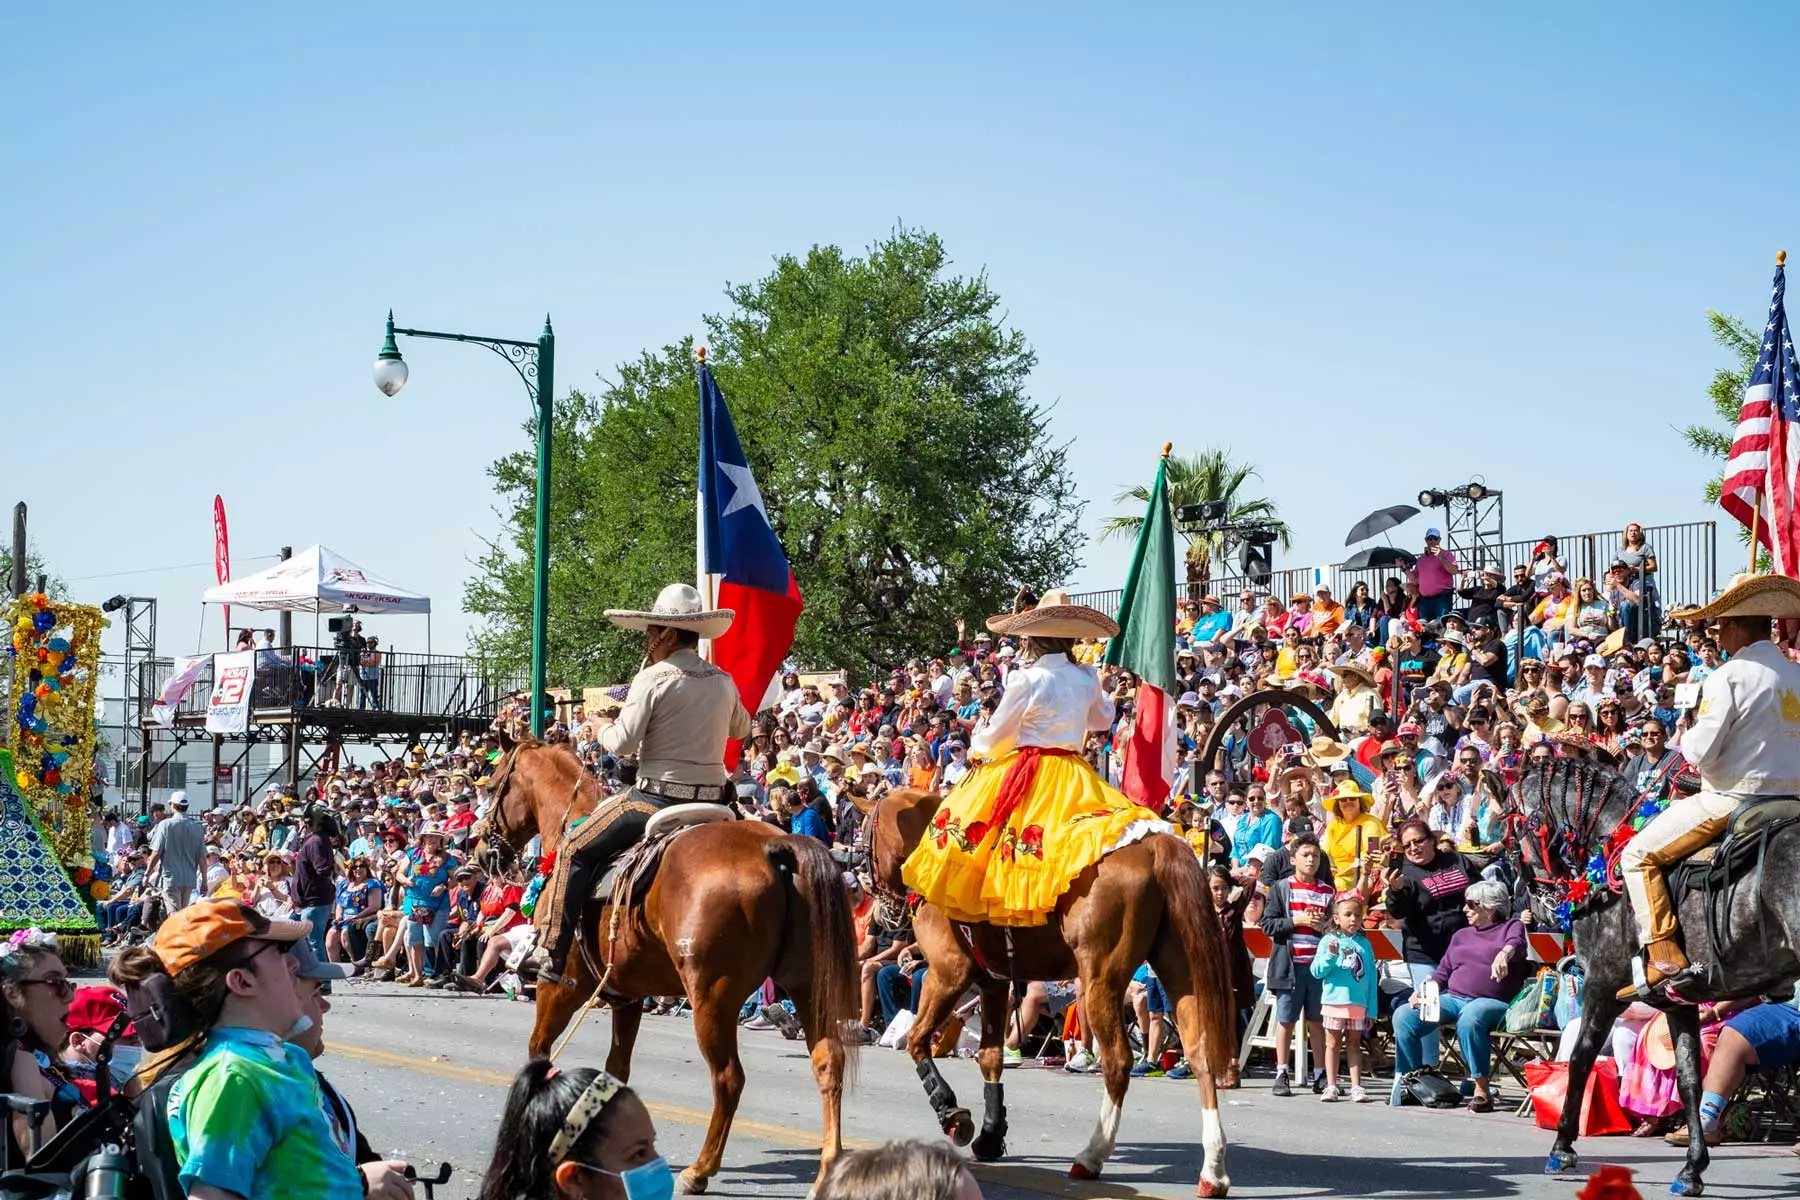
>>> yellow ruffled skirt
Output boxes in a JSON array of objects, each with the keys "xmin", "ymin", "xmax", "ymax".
[{"xmin": 901, "ymin": 750, "xmax": 1164, "ymax": 927}]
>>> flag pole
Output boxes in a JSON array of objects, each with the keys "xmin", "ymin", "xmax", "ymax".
[
  {"xmin": 1751, "ymin": 493, "xmax": 1762, "ymax": 575},
  {"xmin": 695, "ymin": 344, "xmax": 714, "ymax": 662}
]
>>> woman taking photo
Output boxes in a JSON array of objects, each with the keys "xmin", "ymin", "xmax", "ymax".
[
  {"xmin": 1, "ymin": 930, "xmax": 85, "ymax": 1160},
  {"xmin": 478, "ymin": 1060, "xmax": 669, "ymax": 1200}
]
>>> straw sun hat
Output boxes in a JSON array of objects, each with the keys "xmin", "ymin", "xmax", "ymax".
[
  {"xmin": 604, "ymin": 582, "xmax": 735, "ymax": 640},
  {"xmin": 1669, "ymin": 573, "xmax": 1800, "ymax": 622},
  {"xmin": 985, "ymin": 590, "xmax": 1119, "ymax": 639}
]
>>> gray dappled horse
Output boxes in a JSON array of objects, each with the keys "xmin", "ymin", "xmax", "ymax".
[{"xmin": 1511, "ymin": 757, "xmax": 1800, "ymax": 1196}]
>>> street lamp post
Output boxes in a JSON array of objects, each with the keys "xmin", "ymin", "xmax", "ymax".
[{"xmin": 374, "ymin": 310, "xmax": 556, "ymax": 737}]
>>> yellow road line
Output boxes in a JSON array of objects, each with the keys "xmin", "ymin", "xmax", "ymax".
[{"xmin": 328, "ymin": 1039, "xmax": 1143, "ymax": 1198}]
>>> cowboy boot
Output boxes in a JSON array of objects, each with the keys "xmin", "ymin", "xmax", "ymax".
[{"xmin": 1615, "ymin": 937, "xmax": 1690, "ymax": 1001}]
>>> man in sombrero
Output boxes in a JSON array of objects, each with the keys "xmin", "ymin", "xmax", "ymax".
[
  {"xmin": 1617, "ymin": 573, "xmax": 1800, "ymax": 998},
  {"xmin": 530, "ymin": 582, "xmax": 751, "ymax": 987},
  {"xmin": 902, "ymin": 591, "xmax": 1167, "ymax": 927}
]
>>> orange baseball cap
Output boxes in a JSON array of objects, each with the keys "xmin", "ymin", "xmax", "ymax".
[{"xmin": 153, "ymin": 900, "xmax": 312, "ymax": 976}]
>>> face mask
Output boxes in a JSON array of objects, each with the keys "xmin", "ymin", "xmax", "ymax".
[{"xmin": 577, "ymin": 1156, "xmax": 674, "ymax": 1200}]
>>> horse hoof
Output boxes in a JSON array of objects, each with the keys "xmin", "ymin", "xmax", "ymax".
[
  {"xmin": 1069, "ymin": 1161, "xmax": 1101, "ymax": 1181},
  {"xmin": 1544, "ymin": 1148, "xmax": 1578, "ymax": 1174},
  {"xmin": 942, "ymin": 1108, "xmax": 974, "ymax": 1147},
  {"xmin": 1198, "ymin": 1179, "xmax": 1231, "ymax": 1199},
  {"xmin": 970, "ymin": 1129, "xmax": 1006, "ymax": 1162},
  {"xmin": 1670, "ymin": 1174, "xmax": 1704, "ymax": 1197},
  {"xmin": 675, "ymin": 1168, "xmax": 709, "ymax": 1195}
]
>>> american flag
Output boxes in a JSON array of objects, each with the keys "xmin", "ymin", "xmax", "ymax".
[{"xmin": 1719, "ymin": 257, "xmax": 1800, "ymax": 575}]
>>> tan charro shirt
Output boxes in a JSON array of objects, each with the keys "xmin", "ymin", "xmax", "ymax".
[{"xmin": 598, "ymin": 648, "xmax": 751, "ymax": 786}]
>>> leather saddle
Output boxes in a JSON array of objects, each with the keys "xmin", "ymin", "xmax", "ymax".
[
  {"xmin": 592, "ymin": 802, "xmax": 736, "ymax": 906},
  {"xmin": 1667, "ymin": 796, "xmax": 1800, "ymax": 981},
  {"xmin": 1672, "ymin": 796, "xmax": 1800, "ymax": 872}
]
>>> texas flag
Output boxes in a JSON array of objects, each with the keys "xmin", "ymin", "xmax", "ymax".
[{"xmin": 698, "ymin": 363, "xmax": 803, "ymax": 751}]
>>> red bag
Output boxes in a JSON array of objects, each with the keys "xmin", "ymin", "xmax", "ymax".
[{"xmin": 1522, "ymin": 1057, "xmax": 1632, "ymax": 1137}]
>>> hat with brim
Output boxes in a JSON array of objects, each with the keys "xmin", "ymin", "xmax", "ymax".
[
  {"xmin": 1323, "ymin": 781, "xmax": 1371, "ymax": 818},
  {"xmin": 153, "ymin": 899, "xmax": 312, "ymax": 977},
  {"xmin": 985, "ymin": 589, "xmax": 1119, "ymax": 639},
  {"xmin": 1329, "ymin": 661, "xmax": 1377, "ymax": 688},
  {"xmin": 1643, "ymin": 1012, "xmax": 1676, "ymax": 1070},
  {"xmin": 1307, "ymin": 736, "xmax": 1351, "ymax": 767},
  {"xmin": 604, "ymin": 582, "xmax": 735, "ymax": 640},
  {"xmin": 1670, "ymin": 572, "xmax": 1800, "ymax": 621}
]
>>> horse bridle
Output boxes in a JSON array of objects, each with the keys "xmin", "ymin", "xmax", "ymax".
[
  {"xmin": 475, "ymin": 746, "xmax": 527, "ymax": 874},
  {"xmin": 858, "ymin": 803, "xmax": 913, "ymax": 933}
]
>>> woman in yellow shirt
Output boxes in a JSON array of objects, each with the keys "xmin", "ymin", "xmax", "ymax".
[{"xmin": 1319, "ymin": 781, "xmax": 1386, "ymax": 894}]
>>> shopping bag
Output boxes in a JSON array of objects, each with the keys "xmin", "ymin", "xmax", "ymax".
[
  {"xmin": 1551, "ymin": 956, "xmax": 1584, "ymax": 1029},
  {"xmin": 1504, "ymin": 967, "xmax": 1560, "ymax": 1033},
  {"xmin": 1522, "ymin": 1057, "xmax": 1632, "ymax": 1137}
]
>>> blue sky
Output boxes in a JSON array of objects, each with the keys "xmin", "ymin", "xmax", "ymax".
[{"xmin": 4, "ymin": 3, "xmax": 1790, "ymax": 665}]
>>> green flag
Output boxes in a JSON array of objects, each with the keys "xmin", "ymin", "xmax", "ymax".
[{"xmin": 1103, "ymin": 454, "xmax": 1177, "ymax": 806}]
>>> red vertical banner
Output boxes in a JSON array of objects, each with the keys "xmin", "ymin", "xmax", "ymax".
[{"xmin": 213, "ymin": 495, "xmax": 231, "ymax": 643}]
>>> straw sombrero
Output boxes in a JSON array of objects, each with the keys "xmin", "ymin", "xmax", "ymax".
[
  {"xmin": 1670, "ymin": 573, "xmax": 1800, "ymax": 622},
  {"xmin": 1329, "ymin": 660, "xmax": 1377, "ymax": 688},
  {"xmin": 1306, "ymin": 736, "xmax": 1351, "ymax": 767},
  {"xmin": 604, "ymin": 582, "xmax": 735, "ymax": 639},
  {"xmin": 985, "ymin": 589, "xmax": 1119, "ymax": 639}
]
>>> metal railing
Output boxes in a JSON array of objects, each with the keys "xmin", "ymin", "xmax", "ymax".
[
  {"xmin": 1071, "ymin": 520, "xmax": 1718, "ymax": 618},
  {"xmin": 142, "ymin": 646, "xmax": 528, "ymax": 723}
]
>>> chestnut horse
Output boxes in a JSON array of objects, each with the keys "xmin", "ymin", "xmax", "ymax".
[
  {"xmin": 475, "ymin": 737, "xmax": 859, "ymax": 1195},
  {"xmin": 866, "ymin": 787, "xmax": 1239, "ymax": 1197}
]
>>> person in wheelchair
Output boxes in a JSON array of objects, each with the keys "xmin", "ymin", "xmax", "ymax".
[
  {"xmin": 1, "ymin": 930, "xmax": 86, "ymax": 1165},
  {"xmin": 111, "ymin": 900, "xmax": 365, "ymax": 1200},
  {"xmin": 1617, "ymin": 574, "xmax": 1800, "ymax": 998},
  {"xmin": 528, "ymin": 583, "xmax": 750, "ymax": 988}
]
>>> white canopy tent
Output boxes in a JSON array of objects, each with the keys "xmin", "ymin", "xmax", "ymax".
[{"xmin": 202, "ymin": 545, "xmax": 431, "ymax": 614}]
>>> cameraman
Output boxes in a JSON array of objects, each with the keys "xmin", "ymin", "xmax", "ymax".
[{"xmin": 331, "ymin": 620, "xmax": 364, "ymax": 708}]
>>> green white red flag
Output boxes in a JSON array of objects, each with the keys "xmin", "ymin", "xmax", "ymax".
[{"xmin": 1103, "ymin": 452, "xmax": 1178, "ymax": 810}]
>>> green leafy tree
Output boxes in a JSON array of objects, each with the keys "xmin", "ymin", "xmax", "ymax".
[
  {"xmin": 1098, "ymin": 449, "xmax": 1290, "ymax": 594},
  {"xmin": 0, "ymin": 544, "xmax": 64, "ymax": 599},
  {"xmin": 466, "ymin": 228, "xmax": 1084, "ymax": 683},
  {"xmin": 1683, "ymin": 310, "xmax": 1760, "ymax": 505}
]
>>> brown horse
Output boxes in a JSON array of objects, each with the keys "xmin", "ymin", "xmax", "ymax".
[
  {"xmin": 475, "ymin": 737, "xmax": 859, "ymax": 1195},
  {"xmin": 866, "ymin": 787, "xmax": 1238, "ymax": 1197}
]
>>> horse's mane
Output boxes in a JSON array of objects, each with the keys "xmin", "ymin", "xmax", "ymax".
[{"xmin": 1515, "ymin": 755, "xmax": 1641, "ymax": 873}]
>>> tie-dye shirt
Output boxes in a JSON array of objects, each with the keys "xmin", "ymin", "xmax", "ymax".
[{"xmin": 168, "ymin": 1026, "xmax": 362, "ymax": 1200}]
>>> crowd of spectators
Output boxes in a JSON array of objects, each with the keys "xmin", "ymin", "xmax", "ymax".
[{"xmin": 14, "ymin": 520, "xmax": 1793, "ymax": 1177}]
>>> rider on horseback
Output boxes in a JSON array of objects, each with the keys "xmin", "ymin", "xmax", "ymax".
[
  {"xmin": 1617, "ymin": 573, "xmax": 1800, "ymax": 999},
  {"xmin": 529, "ymin": 582, "xmax": 751, "ymax": 988},
  {"xmin": 902, "ymin": 591, "xmax": 1168, "ymax": 926}
]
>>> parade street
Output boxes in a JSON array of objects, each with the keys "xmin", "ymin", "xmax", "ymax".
[{"xmin": 321, "ymin": 981, "xmax": 1800, "ymax": 1200}]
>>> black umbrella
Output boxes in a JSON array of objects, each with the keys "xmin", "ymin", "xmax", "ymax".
[
  {"xmin": 1341, "ymin": 546, "xmax": 1418, "ymax": 571},
  {"xmin": 1344, "ymin": 503, "xmax": 1421, "ymax": 547}
]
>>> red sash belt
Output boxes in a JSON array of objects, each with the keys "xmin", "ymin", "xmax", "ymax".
[{"xmin": 988, "ymin": 747, "xmax": 1079, "ymax": 834}]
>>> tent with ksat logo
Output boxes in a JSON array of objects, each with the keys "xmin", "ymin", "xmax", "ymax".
[{"xmin": 3, "ymin": 593, "xmax": 106, "ymax": 964}]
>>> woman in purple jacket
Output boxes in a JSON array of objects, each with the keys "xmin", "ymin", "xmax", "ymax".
[{"xmin": 1389, "ymin": 878, "xmax": 1527, "ymax": 1111}]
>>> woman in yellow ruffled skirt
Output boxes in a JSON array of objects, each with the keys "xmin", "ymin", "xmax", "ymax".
[{"xmin": 902, "ymin": 592, "xmax": 1167, "ymax": 927}]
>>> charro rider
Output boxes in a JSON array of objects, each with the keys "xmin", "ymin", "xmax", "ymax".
[
  {"xmin": 902, "ymin": 591, "xmax": 1167, "ymax": 926},
  {"xmin": 1617, "ymin": 572, "xmax": 1800, "ymax": 999},
  {"xmin": 530, "ymin": 582, "xmax": 750, "ymax": 987}
]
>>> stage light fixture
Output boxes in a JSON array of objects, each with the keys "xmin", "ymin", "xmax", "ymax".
[{"xmin": 1417, "ymin": 489, "xmax": 1446, "ymax": 508}]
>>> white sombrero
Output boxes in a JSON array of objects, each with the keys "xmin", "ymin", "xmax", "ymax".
[
  {"xmin": 604, "ymin": 583, "xmax": 735, "ymax": 640},
  {"xmin": 985, "ymin": 589, "xmax": 1119, "ymax": 639},
  {"xmin": 1669, "ymin": 573, "xmax": 1800, "ymax": 622}
]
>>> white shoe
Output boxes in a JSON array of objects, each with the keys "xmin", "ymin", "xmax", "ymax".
[
  {"xmin": 1065, "ymin": 1047, "xmax": 1100, "ymax": 1074},
  {"xmin": 1350, "ymin": 1085, "xmax": 1371, "ymax": 1103},
  {"xmin": 744, "ymin": 1014, "xmax": 776, "ymax": 1030},
  {"xmin": 1321, "ymin": 1084, "xmax": 1341, "ymax": 1102}
]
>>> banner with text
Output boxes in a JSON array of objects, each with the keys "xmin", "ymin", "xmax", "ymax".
[{"xmin": 204, "ymin": 651, "xmax": 256, "ymax": 734}]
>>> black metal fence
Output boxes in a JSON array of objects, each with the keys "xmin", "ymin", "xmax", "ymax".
[
  {"xmin": 143, "ymin": 646, "xmax": 528, "ymax": 723},
  {"xmin": 1071, "ymin": 520, "xmax": 1718, "ymax": 617}
]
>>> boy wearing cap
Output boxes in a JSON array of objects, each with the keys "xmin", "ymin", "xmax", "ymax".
[{"xmin": 151, "ymin": 901, "xmax": 364, "ymax": 1200}]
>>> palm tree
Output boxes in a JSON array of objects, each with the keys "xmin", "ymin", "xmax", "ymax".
[{"xmin": 1099, "ymin": 448, "xmax": 1291, "ymax": 595}]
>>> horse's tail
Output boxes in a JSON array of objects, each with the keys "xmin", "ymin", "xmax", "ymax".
[
  {"xmin": 767, "ymin": 836, "xmax": 860, "ymax": 1068},
  {"xmin": 1151, "ymin": 834, "xmax": 1237, "ymax": 1077}
]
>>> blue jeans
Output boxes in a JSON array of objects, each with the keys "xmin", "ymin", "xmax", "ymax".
[
  {"xmin": 299, "ymin": 903, "xmax": 333, "ymax": 963},
  {"xmin": 1392, "ymin": 994, "xmax": 1509, "ymax": 1078},
  {"xmin": 1418, "ymin": 592, "xmax": 1452, "ymax": 622},
  {"xmin": 876, "ymin": 965, "xmax": 928, "ymax": 1026}
]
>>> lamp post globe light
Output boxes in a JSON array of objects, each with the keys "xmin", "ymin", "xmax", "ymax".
[
  {"xmin": 372, "ymin": 310, "xmax": 556, "ymax": 736},
  {"xmin": 372, "ymin": 311, "xmax": 409, "ymax": 397}
]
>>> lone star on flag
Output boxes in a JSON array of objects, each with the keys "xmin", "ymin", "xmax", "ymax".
[{"xmin": 717, "ymin": 460, "xmax": 768, "ymax": 520}]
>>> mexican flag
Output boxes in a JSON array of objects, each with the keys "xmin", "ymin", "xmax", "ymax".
[{"xmin": 1103, "ymin": 453, "xmax": 1179, "ymax": 811}]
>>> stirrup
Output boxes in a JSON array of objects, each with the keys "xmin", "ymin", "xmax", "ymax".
[{"xmin": 537, "ymin": 966, "xmax": 579, "ymax": 989}]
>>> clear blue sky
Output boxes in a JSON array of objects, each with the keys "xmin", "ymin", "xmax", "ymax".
[{"xmin": 4, "ymin": 3, "xmax": 1789, "ymax": 664}]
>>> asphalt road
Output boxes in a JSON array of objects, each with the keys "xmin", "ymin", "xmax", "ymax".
[{"xmin": 318, "ymin": 979, "xmax": 1800, "ymax": 1200}]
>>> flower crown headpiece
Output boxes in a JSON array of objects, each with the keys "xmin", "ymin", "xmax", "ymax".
[{"xmin": 0, "ymin": 929, "xmax": 58, "ymax": 959}]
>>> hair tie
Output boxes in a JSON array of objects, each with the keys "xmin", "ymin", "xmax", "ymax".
[{"xmin": 544, "ymin": 1066, "xmax": 561, "ymax": 1080}]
